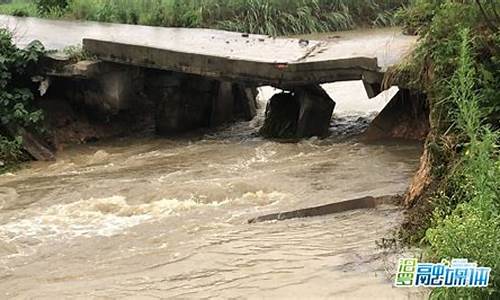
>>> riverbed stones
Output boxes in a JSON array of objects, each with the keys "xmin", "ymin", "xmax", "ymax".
[
  {"xmin": 364, "ymin": 88, "xmax": 429, "ymax": 141},
  {"xmin": 260, "ymin": 85, "xmax": 335, "ymax": 139}
]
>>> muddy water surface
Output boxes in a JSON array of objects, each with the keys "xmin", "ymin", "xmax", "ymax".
[{"xmin": 0, "ymin": 85, "xmax": 424, "ymax": 299}]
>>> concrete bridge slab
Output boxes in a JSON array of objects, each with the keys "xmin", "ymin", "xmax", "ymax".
[{"xmin": 1, "ymin": 15, "xmax": 417, "ymax": 87}]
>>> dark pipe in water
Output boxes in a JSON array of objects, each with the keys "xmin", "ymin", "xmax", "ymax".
[{"xmin": 248, "ymin": 195, "xmax": 401, "ymax": 223}]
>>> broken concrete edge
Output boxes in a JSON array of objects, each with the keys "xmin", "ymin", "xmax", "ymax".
[
  {"xmin": 82, "ymin": 38, "xmax": 383, "ymax": 86},
  {"xmin": 363, "ymin": 88, "xmax": 429, "ymax": 141},
  {"xmin": 247, "ymin": 195, "xmax": 403, "ymax": 224},
  {"xmin": 41, "ymin": 57, "xmax": 134, "ymax": 80}
]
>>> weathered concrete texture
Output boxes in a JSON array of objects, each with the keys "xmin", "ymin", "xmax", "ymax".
[
  {"xmin": 363, "ymin": 81, "xmax": 382, "ymax": 98},
  {"xmin": 232, "ymin": 85, "xmax": 258, "ymax": 121},
  {"xmin": 363, "ymin": 89, "xmax": 429, "ymax": 141},
  {"xmin": 146, "ymin": 72, "xmax": 214, "ymax": 134},
  {"xmin": 211, "ymin": 81, "xmax": 235, "ymax": 127},
  {"xmin": 260, "ymin": 92, "xmax": 300, "ymax": 139},
  {"xmin": 145, "ymin": 71, "xmax": 257, "ymax": 135},
  {"xmin": 260, "ymin": 85, "xmax": 335, "ymax": 139},
  {"xmin": 296, "ymin": 85, "xmax": 336, "ymax": 138},
  {"xmin": 58, "ymin": 63, "xmax": 144, "ymax": 115}
]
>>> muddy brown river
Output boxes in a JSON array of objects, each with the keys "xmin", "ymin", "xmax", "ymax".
[{"xmin": 1, "ymin": 83, "xmax": 425, "ymax": 299}]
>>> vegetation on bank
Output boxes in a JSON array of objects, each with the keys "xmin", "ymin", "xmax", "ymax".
[
  {"xmin": 0, "ymin": 0, "xmax": 408, "ymax": 35},
  {"xmin": 0, "ymin": 29, "xmax": 44, "ymax": 173},
  {"xmin": 395, "ymin": 1, "xmax": 499, "ymax": 298}
]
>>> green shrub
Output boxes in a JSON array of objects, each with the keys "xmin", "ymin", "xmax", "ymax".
[
  {"xmin": 0, "ymin": 29, "xmax": 45, "ymax": 169},
  {"xmin": 0, "ymin": 0, "xmax": 37, "ymax": 16},
  {"xmin": 397, "ymin": 17, "xmax": 500, "ymax": 297},
  {"xmin": 427, "ymin": 202, "xmax": 500, "ymax": 299}
]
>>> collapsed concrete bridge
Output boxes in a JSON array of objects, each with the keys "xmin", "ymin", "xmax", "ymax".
[{"xmin": 1, "ymin": 15, "xmax": 426, "ymax": 159}]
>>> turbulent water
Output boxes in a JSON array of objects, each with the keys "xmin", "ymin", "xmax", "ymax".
[{"xmin": 0, "ymin": 83, "xmax": 424, "ymax": 299}]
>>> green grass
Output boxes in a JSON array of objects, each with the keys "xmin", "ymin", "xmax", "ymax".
[
  {"xmin": 424, "ymin": 28, "xmax": 499, "ymax": 299},
  {"xmin": 0, "ymin": 0, "xmax": 37, "ymax": 16},
  {"xmin": 0, "ymin": 0, "xmax": 408, "ymax": 35},
  {"xmin": 396, "ymin": 1, "xmax": 500, "ymax": 298}
]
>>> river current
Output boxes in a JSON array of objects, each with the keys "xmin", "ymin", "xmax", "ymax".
[{"xmin": 0, "ymin": 82, "xmax": 424, "ymax": 299}]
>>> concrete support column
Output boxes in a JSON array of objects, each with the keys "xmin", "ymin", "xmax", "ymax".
[
  {"xmin": 363, "ymin": 81, "xmax": 382, "ymax": 98},
  {"xmin": 146, "ymin": 72, "xmax": 214, "ymax": 135},
  {"xmin": 146, "ymin": 71, "xmax": 258, "ymax": 135},
  {"xmin": 232, "ymin": 84, "xmax": 258, "ymax": 121},
  {"xmin": 260, "ymin": 85, "xmax": 335, "ymax": 139},
  {"xmin": 363, "ymin": 88, "xmax": 429, "ymax": 141},
  {"xmin": 211, "ymin": 82, "xmax": 258, "ymax": 126},
  {"xmin": 210, "ymin": 81, "xmax": 234, "ymax": 127},
  {"xmin": 296, "ymin": 85, "xmax": 336, "ymax": 138}
]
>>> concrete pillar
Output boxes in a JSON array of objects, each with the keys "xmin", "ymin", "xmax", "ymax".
[
  {"xmin": 210, "ymin": 81, "xmax": 235, "ymax": 127},
  {"xmin": 260, "ymin": 85, "xmax": 335, "ymax": 139},
  {"xmin": 260, "ymin": 92, "xmax": 300, "ymax": 138},
  {"xmin": 232, "ymin": 84, "xmax": 258, "ymax": 121},
  {"xmin": 363, "ymin": 81, "xmax": 382, "ymax": 98},
  {"xmin": 296, "ymin": 85, "xmax": 335, "ymax": 138},
  {"xmin": 145, "ymin": 71, "xmax": 259, "ymax": 134},
  {"xmin": 147, "ymin": 72, "xmax": 214, "ymax": 135},
  {"xmin": 363, "ymin": 88, "xmax": 429, "ymax": 141}
]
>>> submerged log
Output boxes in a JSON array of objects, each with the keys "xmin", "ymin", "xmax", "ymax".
[
  {"xmin": 248, "ymin": 195, "xmax": 401, "ymax": 223},
  {"xmin": 18, "ymin": 128, "xmax": 56, "ymax": 161},
  {"xmin": 2, "ymin": 126, "xmax": 56, "ymax": 161}
]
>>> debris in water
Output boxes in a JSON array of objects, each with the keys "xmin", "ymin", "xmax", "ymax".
[
  {"xmin": 299, "ymin": 39, "xmax": 309, "ymax": 47},
  {"xmin": 248, "ymin": 195, "xmax": 401, "ymax": 223}
]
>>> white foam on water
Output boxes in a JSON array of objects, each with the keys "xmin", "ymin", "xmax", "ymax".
[
  {"xmin": 236, "ymin": 190, "xmax": 287, "ymax": 206},
  {"xmin": 0, "ymin": 190, "xmax": 287, "ymax": 241},
  {"xmin": 0, "ymin": 196, "xmax": 220, "ymax": 240}
]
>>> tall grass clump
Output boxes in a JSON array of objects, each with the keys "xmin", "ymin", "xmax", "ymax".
[
  {"xmin": 1, "ymin": 0, "xmax": 409, "ymax": 35},
  {"xmin": 0, "ymin": 0, "xmax": 37, "ymax": 16},
  {"xmin": 395, "ymin": 1, "xmax": 499, "ymax": 298},
  {"xmin": 425, "ymin": 28, "xmax": 499, "ymax": 299}
]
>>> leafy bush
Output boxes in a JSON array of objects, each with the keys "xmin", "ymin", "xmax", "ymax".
[
  {"xmin": 0, "ymin": 29, "xmax": 45, "ymax": 169},
  {"xmin": 396, "ymin": 2, "xmax": 500, "ymax": 296},
  {"xmin": 425, "ymin": 30, "xmax": 499, "ymax": 299}
]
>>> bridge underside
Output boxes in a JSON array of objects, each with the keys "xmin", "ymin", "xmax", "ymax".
[{"xmin": 45, "ymin": 58, "xmax": 427, "ymax": 141}]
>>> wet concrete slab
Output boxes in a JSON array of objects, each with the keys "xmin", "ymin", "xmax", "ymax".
[{"xmin": 1, "ymin": 15, "xmax": 417, "ymax": 86}]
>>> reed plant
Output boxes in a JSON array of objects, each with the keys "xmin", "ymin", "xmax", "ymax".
[{"xmin": 1, "ymin": 0, "xmax": 408, "ymax": 35}]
